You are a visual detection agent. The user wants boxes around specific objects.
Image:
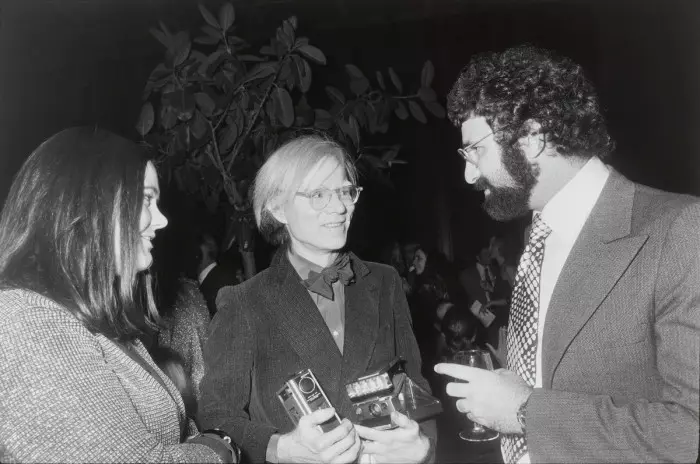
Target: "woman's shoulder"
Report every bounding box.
[0,288,73,326]
[0,288,97,353]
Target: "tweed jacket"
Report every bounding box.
[523,170,700,462]
[0,288,221,463]
[199,251,436,463]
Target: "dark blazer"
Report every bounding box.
[524,169,699,462]
[199,250,436,463]
[199,263,236,317]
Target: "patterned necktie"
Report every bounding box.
[303,253,355,300]
[502,213,552,464]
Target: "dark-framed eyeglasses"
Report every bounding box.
[296,185,363,211]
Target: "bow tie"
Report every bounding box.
[303,253,355,300]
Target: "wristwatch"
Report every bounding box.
[516,396,530,433]
[202,428,241,463]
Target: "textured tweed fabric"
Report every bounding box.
[0,288,221,463]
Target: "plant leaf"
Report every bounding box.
[376,70,386,90]
[195,92,216,117]
[237,54,265,62]
[408,100,427,123]
[325,86,346,105]
[245,63,276,82]
[363,154,389,169]
[425,101,446,118]
[418,87,437,103]
[219,3,235,32]
[345,64,366,80]
[314,109,333,130]
[190,111,208,139]
[194,35,220,45]
[349,78,370,96]
[219,121,239,153]
[168,31,191,67]
[273,87,294,128]
[160,105,178,130]
[283,19,295,43]
[297,45,326,65]
[260,45,275,56]
[421,60,435,87]
[348,115,360,148]
[199,4,220,30]
[295,56,312,93]
[136,102,155,136]
[388,67,403,93]
[149,28,170,48]
[394,100,409,120]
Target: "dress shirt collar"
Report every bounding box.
[287,247,331,280]
[539,156,610,242]
[198,262,217,285]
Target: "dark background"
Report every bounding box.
[1,0,699,267]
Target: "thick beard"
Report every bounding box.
[475,143,539,222]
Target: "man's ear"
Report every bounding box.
[519,120,548,161]
[268,202,288,225]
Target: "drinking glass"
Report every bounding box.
[451,349,500,442]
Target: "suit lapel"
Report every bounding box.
[270,250,344,399]
[542,171,648,387]
[340,254,380,383]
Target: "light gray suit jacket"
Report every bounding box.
[524,170,699,462]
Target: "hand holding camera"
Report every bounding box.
[277,408,362,464]
[355,411,430,464]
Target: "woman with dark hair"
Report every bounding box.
[0,127,237,462]
[199,134,435,464]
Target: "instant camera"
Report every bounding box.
[345,357,442,430]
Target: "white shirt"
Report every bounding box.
[516,156,609,464]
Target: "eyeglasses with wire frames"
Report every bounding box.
[296,185,363,211]
[457,131,498,165]
[457,124,518,165]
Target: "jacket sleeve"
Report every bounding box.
[199,285,277,464]
[389,268,439,463]
[0,302,221,463]
[526,202,700,463]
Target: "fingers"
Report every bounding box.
[433,363,483,381]
[328,429,362,464]
[355,424,381,441]
[444,380,471,399]
[390,411,418,433]
[322,424,360,463]
[302,407,338,426]
[356,414,419,443]
[316,418,354,449]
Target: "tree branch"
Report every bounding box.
[225,54,290,172]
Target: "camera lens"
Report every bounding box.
[298,376,316,394]
[369,402,383,417]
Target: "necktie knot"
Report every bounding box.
[304,253,354,300]
[529,213,552,244]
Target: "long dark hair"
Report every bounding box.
[0,127,160,341]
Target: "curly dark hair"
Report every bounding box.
[447,45,614,159]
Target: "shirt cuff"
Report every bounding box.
[266,433,281,463]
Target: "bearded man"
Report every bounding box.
[435,45,699,463]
